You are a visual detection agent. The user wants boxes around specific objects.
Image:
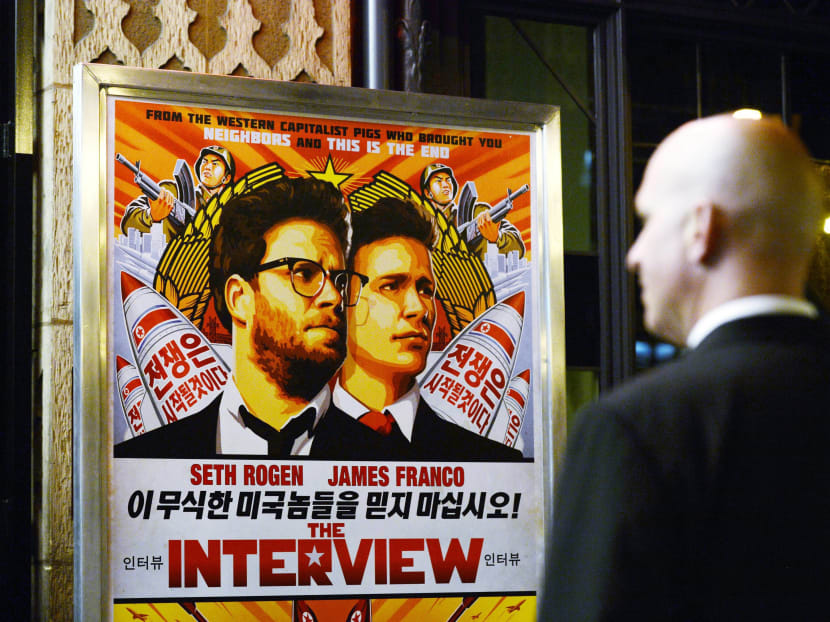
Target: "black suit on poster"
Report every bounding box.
[113,393,390,459]
[324,398,523,461]
[542,314,830,621]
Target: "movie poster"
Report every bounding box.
[102,90,551,621]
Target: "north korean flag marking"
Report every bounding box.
[472,320,516,357]
[132,306,176,348]
[122,377,142,398]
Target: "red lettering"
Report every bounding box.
[190,464,202,485]
[190,463,237,485]
[168,540,181,587]
[334,539,373,584]
[165,537,482,590]
[259,539,295,586]
[223,539,257,586]
[427,538,483,583]
[375,539,387,584]
[389,539,425,584]
[298,539,332,586]
[243,463,302,485]
[225,464,237,485]
[394,465,465,487]
[184,539,221,587]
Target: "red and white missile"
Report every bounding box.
[115,355,148,437]
[293,600,318,622]
[346,600,371,622]
[120,271,230,426]
[291,600,369,622]
[420,290,525,437]
[487,369,530,449]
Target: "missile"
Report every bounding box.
[420,290,525,437]
[293,600,319,622]
[487,369,530,448]
[115,355,148,437]
[346,599,371,622]
[120,271,230,426]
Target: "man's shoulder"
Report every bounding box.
[572,316,830,459]
[114,396,221,458]
[580,350,722,437]
[413,401,523,461]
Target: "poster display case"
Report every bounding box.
[73,64,564,621]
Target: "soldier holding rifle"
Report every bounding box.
[420,162,526,260]
[119,145,235,242]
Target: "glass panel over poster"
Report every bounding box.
[73,64,564,622]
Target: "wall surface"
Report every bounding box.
[35,1,350,619]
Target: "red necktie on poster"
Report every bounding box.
[358,410,396,436]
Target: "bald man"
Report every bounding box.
[542,114,828,620]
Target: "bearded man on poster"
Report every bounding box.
[115,176,387,458]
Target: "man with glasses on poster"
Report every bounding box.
[115,176,388,458]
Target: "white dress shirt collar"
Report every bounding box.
[216,376,331,455]
[686,295,817,349]
[332,379,420,441]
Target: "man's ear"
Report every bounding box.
[225,274,255,327]
[684,203,720,264]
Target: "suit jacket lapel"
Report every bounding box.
[410,399,442,449]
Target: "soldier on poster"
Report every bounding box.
[420,162,525,260]
[120,145,236,243]
[330,196,522,460]
[115,176,389,458]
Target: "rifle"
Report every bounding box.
[456,181,529,246]
[116,153,197,227]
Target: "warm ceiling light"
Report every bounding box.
[824,216,830,235]
[733,108,763,120]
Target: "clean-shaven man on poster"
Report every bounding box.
[330,196,522,460]
[115,176,388,458]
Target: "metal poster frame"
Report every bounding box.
[73,63,564,621]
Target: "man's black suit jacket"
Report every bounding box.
[114,393,522,460]
[542,314,830,621]
[113,394,391,459]
[324,398,523,461]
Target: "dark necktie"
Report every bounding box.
[238,406,315,457]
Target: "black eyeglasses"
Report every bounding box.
[251,257,368,307]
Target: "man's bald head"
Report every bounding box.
[629,113,824,344]
[637,114,823,263]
